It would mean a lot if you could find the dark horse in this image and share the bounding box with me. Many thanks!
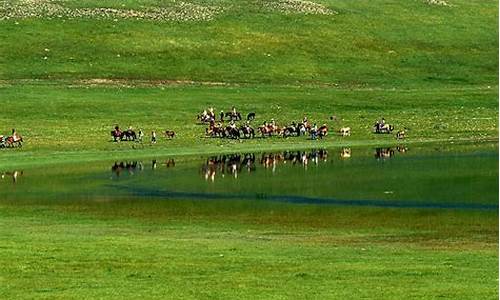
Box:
[111,127,136,142]
[225,111,242,121]
[373,122,394,134]
[224,126,240,139]
[240,125,255,139]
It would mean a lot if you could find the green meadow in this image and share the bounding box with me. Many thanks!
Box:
[0,1,498,299]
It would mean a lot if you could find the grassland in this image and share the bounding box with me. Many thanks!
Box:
[0,0,498,167]
[0,198,498,299]
[0,1,498,299]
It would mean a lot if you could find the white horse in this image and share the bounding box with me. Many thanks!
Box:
[339,127,351,136]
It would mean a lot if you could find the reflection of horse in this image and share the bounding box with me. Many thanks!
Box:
[396,130,406,140]
[340,148,351,159]
[111,161,142,176]
[375,148,395,159]
[201,153,256,181]
[1,170,23,183]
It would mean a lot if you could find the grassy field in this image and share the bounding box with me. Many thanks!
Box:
[0,1,498,299]
[0,198,497,299]
[0,0,498,167]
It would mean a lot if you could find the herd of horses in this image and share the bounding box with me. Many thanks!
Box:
[201,107,404,140]
[0,109,404,151]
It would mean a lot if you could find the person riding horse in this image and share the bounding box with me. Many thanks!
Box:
[373,118,394,133]
[225,106,242,121]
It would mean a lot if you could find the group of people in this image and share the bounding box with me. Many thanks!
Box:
[198,106,243,124]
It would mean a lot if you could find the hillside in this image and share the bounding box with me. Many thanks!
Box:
[0,0,498,87]
[0,0,498,167]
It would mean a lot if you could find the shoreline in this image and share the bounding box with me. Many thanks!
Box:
[0,136,497,169]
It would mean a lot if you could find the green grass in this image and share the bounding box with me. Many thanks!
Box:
[0,1,497,298]
[0,199,497,299]
[0,83,497,168]
[0,0,498,167]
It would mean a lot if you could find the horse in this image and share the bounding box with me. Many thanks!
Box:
[225,111,242,121]
[123,130,137,141]
[259,124,274,137]
[111,129,123,142]
[225,126,240,139]
[373,122,394,134]
[317,125,328,139]
[282,125,298,137]
[339,127,351,137]
[206,126,224,138]
[239,125,255,139]
[4,135,23,148]
[165,130,176,139]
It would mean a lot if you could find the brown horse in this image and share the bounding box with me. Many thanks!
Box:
[165,130,176,138]
[317,125,328,139]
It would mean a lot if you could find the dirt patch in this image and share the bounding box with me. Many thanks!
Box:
[0,0,223,22]
[262,0,337,15]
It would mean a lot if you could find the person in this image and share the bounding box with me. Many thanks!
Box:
[151,131,157,144]
[220,110,224,122]
[138,129,144,142]
[302,116,308,128]
[11,128,18,142]
[229,120,237,130]
[270,118,276,129]
[310,123,318,140]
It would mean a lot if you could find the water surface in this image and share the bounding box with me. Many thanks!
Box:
[1,142,497,211]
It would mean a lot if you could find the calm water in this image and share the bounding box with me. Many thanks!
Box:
[1,143,498,210]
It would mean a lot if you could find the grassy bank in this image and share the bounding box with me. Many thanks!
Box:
[0,83,497,168]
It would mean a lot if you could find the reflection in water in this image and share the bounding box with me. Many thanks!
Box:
[202,150,328,182]
[202,154,256,181]
[152,159,175,170]
[109,146,409,182]
[111,161,143,177]
[375,146,408,160]
[340,148,351,159]
[1,170,23,183]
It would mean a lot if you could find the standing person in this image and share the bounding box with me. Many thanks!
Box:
[151,131,157,144]
[11,128,18,142]
[220,110,224,122]
[310,123,318,140]
[138,129,144,142]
